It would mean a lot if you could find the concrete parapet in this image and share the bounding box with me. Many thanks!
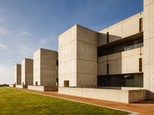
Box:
[9,84,16,87]
[16,85,27,89]
[28,85,58,91]
[58,87,146,103]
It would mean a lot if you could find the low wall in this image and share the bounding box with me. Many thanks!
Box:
[59,87,146,103]
[98,86,144,90]
[16,85,27,89]
[28,85,58,91]
[9,84,16,87]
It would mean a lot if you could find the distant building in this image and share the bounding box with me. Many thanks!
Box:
[33,48,58,86]
[15,64,21,85]
[21,58,33,85]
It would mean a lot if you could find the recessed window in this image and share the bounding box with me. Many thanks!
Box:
[64,80,69,87]
[139,58,142,72]
[107,32,109,43]
[107,63,109,75]
[139,18,143,32]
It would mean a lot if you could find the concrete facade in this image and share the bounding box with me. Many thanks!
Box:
[59,25,97,88]
[28,85,58,91]
[143,0,154,99]
[98,47,143,75]
[15,64,21,85]
[58,0,154,102]
[21,58,33,85]
[33,48,58,86]
[59,87,146,103]
[16,85,27,89]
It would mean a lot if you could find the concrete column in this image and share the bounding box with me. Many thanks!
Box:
[143,0,154,99]
[33,48,58,86]
[21,58,33,85]
[15,64,21,85]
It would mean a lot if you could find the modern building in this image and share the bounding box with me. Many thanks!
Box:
[58,0,154,101]
[21,58,33,85]
[33,48,58,87]
[15,64,21,85]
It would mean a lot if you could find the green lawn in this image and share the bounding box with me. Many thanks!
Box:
[0,87,129,115]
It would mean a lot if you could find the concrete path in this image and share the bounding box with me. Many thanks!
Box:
[16,88,154,115]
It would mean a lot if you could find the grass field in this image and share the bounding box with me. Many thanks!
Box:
[0,87,129,115]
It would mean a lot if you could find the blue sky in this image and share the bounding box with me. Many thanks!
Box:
[0,0,143,84]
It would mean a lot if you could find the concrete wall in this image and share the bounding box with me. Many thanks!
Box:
[59,87,146,103]
[33,48,58,86]
[98,48,143,75]
[59,25,97,88]
[9,84,16,87]
[143,0,154,99]
[77,25,97,87]
[16,85,27,89]
[28,85,58,91]
[98,13,143,46]
[21,58,33,85]
[15,64,21,85]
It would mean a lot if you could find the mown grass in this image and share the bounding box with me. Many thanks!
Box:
[0,87,129,115]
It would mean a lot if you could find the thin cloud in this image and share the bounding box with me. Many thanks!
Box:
[0,27,9,36]
[39,38,51,45]
[0,43,7,49]
[20,31,31,36]
[0,18,3,22]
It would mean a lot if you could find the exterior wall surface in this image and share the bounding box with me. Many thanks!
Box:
[33,48,58,86]
[15,64,21,85]
[28,85,58,91]
[143,0,154,99]
[16,85,27,89]
[98,48,143,75]
[59,25,97,88]
[21,59,33,85]
[98,13,143,46]
[59,87,146,103]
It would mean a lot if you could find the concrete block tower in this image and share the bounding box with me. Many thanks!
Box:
[15,64,21,85]
[59,25,97,88]
[33,48,58,86]
[21,58,33,85]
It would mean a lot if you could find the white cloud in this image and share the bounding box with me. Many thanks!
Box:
[39,38,51,45]
[0,27,9,36]
[0,43,7,49]
[20,31,31,36]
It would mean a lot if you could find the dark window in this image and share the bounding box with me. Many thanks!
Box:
[139,58,142,72]
[56,60,58,66]
[125,75,134,79]
[35,81,38,85]
[139,18,143,32]
[64,80,69,87]
[107,32,109,43]
[107,63,109,74]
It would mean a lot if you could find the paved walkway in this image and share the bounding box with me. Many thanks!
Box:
[18,88,154,115]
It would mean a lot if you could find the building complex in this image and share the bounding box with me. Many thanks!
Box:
[12,0,154,103]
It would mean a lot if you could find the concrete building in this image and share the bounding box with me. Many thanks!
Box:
[58,0,154,102]
[21,58,33,85]
[15,64,21,85]
[33,48,58,87]
[59,25,97,88]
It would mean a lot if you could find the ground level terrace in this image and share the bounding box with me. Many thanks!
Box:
[12,87,154,115]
